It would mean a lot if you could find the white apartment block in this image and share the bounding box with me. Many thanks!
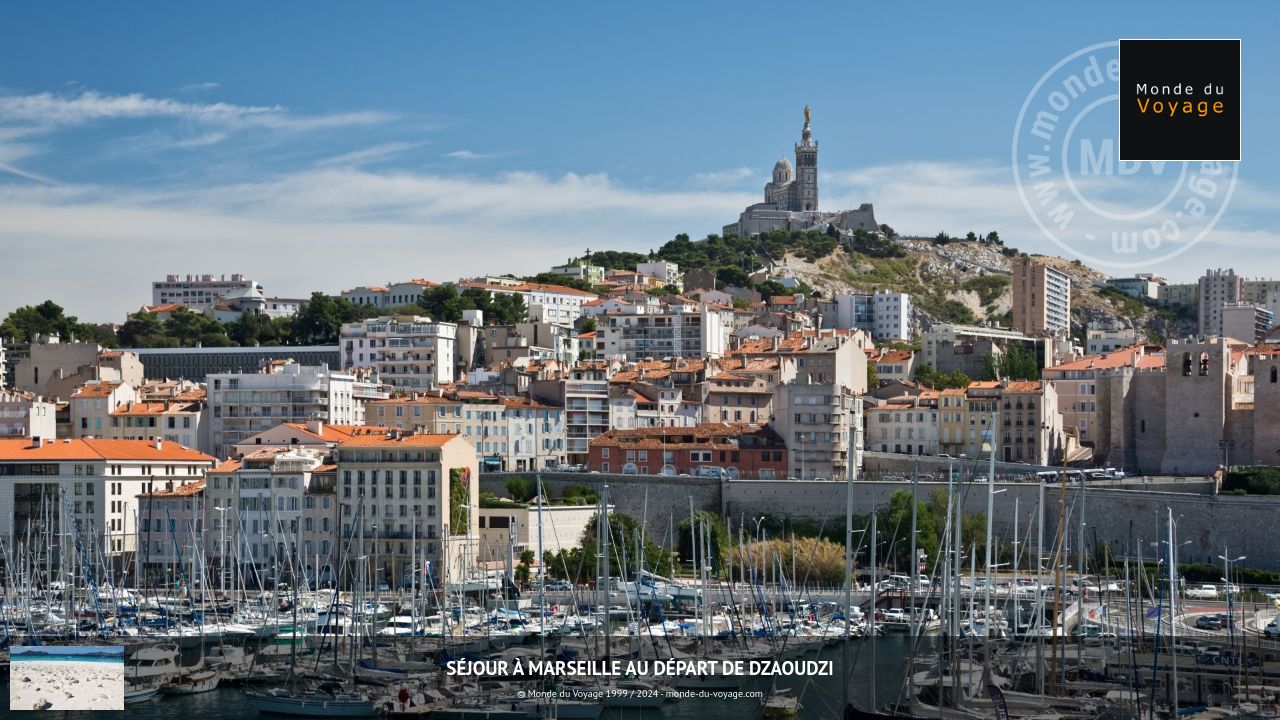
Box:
[208,362,362,458]
[1085,322,1138,355]
[596,303,730,361]
[0,437,214,563]
[871,290,913,341]
[0,389,56,439]
[339,279,438,309]
[366,394,567,472]
[635,261,681,287]
[334,432,478,588]
[867,398,940,456]
[476,503,603,567]
[769,381,862,481]
[153,274,259,311]
[340,316,457,390]
[205,448,327,580]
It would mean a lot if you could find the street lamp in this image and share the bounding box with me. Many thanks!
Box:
[1217,552,1246,647]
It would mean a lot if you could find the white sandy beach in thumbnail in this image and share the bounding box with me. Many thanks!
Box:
[10,660,124,711]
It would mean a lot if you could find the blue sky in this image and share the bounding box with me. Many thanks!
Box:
[0,2,1276,321]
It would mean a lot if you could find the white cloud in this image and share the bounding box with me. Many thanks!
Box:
[0,90,393,133]
[688,167,758,190]
[319,142,423,168]
[179,82,221,92]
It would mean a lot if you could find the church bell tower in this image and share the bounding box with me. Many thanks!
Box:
[793,105,818,212]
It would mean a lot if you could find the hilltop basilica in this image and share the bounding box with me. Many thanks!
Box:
[723,106,880,238]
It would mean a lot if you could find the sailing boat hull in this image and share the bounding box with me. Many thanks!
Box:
[245,690,379,717]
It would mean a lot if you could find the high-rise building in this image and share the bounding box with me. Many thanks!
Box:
[152,274,259,311]
[1197,268,1244,337]
[1012,257,1071,336]
[208,362,363,458]
[340,315,458,389]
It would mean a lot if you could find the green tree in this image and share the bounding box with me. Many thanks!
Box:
[0,300,97,343]
[505,476,536,502]
[163,308,229,346]
[291,292,349,344]
[913,363,972,390]
[867,363,880,389]
[117,312,166,347]
[980,344,1040,381]
[875,490,942,572]
[448,468,472,535]
[677,511,730,576]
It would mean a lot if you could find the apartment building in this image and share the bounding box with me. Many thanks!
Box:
[733,331,869,394]
[366,392,567,471]
[595,302,731,362]
[458,321,579,370]
[208,362,364,458]
[770,380,862,481]
[1221,303,1273,343]
[135,479,206,583]
[16,341,144,401]
[997,380,1063,465]
[587,423,787,479]
[1198,268,1244,337]
[530,364,611,465]
[340,315,457,389]
[1041,344,1164,452]
[0,389,56,439]
[334,431,478,589]
[0,437,214,570]
[152,273,258,311]
[1012,257,1071,336]
[339,279,438,309]
[204,448,328,587]
[703,372,773,424]
[867,393,939,456]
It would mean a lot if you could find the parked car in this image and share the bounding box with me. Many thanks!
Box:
[544,580,573,591]
[881,608,907,622]
[1186,584,1220,599]
[1264,618,1279,639]
[1195,615,1223,630]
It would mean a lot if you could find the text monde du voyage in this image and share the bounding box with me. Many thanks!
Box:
[1134,82,1229,118]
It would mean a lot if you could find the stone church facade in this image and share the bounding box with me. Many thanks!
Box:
[723,106,879,238]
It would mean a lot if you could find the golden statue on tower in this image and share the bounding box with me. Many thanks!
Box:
[804,105,811,125]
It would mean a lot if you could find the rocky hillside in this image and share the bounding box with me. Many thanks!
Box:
[770,235,1194,342]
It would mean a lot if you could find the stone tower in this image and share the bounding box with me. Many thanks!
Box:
[792,105,819,212]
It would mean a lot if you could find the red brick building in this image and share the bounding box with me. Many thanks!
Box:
[586,423,788,479]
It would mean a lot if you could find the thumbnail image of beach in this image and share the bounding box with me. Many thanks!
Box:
[10,645,125,711]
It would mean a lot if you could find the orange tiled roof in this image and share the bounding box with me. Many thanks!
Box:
[111,401,200,416]
[72,382,122,399]
[1004,380,1043,393]
[277,423,397,443]
[875,350,913,364]
[1045,344,1165,373]
[337,432,457,448]
[209,458,243,473]
[0,438,213,462]
[142,303,183,313]
[139,479,206,498]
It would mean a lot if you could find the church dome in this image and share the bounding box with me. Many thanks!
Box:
[773,156,794,182]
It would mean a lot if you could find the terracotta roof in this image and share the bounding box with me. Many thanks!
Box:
[967,381,1001,390]
[209,459,243,473]
[590,423,781,450]
[337,432,458,448]
[875,350,913,364]
[770,295,799,305]
[72,382,122,399]
[1044,344,1165,373]
[313,463,338,473]
[401,278,437,287]
[279,423,396,443]
[1004,380,1043,393]
[111,401,200,416]
[460,281,597,298]
[142,303,183,313]
[139,479,206,498]
[0,438,213,462]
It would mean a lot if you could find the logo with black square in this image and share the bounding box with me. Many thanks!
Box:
[1119,39,1240,161]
